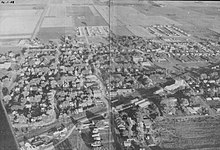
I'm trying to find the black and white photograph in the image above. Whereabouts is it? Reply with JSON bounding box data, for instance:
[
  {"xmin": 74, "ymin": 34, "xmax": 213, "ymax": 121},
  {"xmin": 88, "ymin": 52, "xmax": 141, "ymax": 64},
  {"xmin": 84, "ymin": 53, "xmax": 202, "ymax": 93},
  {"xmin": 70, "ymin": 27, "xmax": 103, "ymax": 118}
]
[{"xmin": 0, "ymin": 0, "xmax": 220, "ymax": 150}]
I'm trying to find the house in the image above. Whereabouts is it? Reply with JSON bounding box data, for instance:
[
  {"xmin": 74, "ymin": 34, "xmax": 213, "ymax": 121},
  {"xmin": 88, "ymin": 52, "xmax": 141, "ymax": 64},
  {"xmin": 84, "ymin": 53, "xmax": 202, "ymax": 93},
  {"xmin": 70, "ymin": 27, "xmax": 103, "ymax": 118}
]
[
  {"xmin": 213, "ymin": 97, "xmax": 220, "ymax": 101},
  {"xmin": 206, "ymin": 97, "xmax": 212, "ymax": 101},
  {"xmin": 117, "ymin": 89, "xmax": 132, "ymax": 95},
  {"xmin": 21, "ymin": 142, "xmax": 39, "ymax": 150},
  {"xmin": 193, "ymin": 106, "xmax": 201, "ymax": 112},
  {"xmin": 182, "ymin": 98, "xmax": 189, "ymax": 106},
  {"xmin": 141, "ymin": 61, "xmax": 152, "ymax": 67},
  {"xmin": 94, "ymin": 136, "xmax": 101, "ymax": 141},
  {"xmin": 124, "ymin": 140, "xmax": 131, "ymax": 147},
  {"xmin": 110, "ymin": 91, "xmax": 117, "ymax": 98},
  {"xmin": 91, "ymin": 141, "xmax": 101, "ymax": 147},
  {"xmin": 92, "ymin": 128, "xmax": 99, "ymax": 134},
  {"xmin": 216, "ymin": 108, "xmax": 220, "ymax": 113},
  {"xmin": 187, "ymin": 107, "xmax": 197, "ymax": 114},
  {"xmin": 134, "ymin": 99, "xmax": 146, "ymax": 105},
  {"xmin": 92, "ymin": 133, "xmax": 100, "ymax": 138},
  {"xmin": 93, "ymin": 90, "xmax": 102, "ymax": 98},
  {"xmin": 143, "ymin": 119, "xmax": 152, "ymax": 129},
  {"xmin": 133, "ymin": 56, "xmax": 143, "ymax": 63},
  {"xmin": 161, "ymin": 97, "xmax": 177, "ymax": 107},
  {"xmin": 0, "ymin": 62, "xmax": 11, "ymax": 69},
  {"xmin": 157, "ymin": 58, "xmax": 167, "ymax": 62},
  {"xmin": 139, "ymin": 101, "xmax": 151, "ymax": 108}
]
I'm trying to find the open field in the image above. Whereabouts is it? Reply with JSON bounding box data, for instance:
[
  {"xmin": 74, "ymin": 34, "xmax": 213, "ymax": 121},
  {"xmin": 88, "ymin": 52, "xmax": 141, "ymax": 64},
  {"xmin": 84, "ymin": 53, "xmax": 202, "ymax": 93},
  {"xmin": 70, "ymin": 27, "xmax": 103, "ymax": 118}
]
[
  {"xmin": 88, "ymin": 5, "xmax": 100, "ymax": 16},
  {"xmin": 158, "ymin": 117, "xmax": 220, "ymax": 149},
  {"xmin": 0, "ymin": 8, "xmax": 43, "ymax": 40},
  {"xmin": 95, "ymin": 5, "xmax": 182, "ymax": 37},
  {"xmin": 180, "ymin": 6, "xmax": 220, "ymax": 16},
  {"xmin": 0, "ymin": 46, "xmax": 22, "ymax": 53},
  {"xmin": 94, "ymin": 5, "xmax": 110, "ymax": 24},
  {"xmin": 0, "ymin": 35, "xmax": 31, "ymax": 40},
  {"xmin": 179, "ymin": 6, "xmax": 220, "ymax": 34},
  {"xmin": 36, "ymin": 3, "xmax": 108, "ymax": 42},
  {"xmin": 111, "ymin": 26, "xmax": 133, "ymax": 36},
  {"xmin": 156, "ymin": 1, "xmax": 220, "ymax": 8},
  {"xmin": 37, "ymin": 27, "xmax": 66, "ymax": 41},
  {"xmin": 42, "ymin": 17, "xmax": 73, "ymax": 28},
  {"xmin": 132, "ymin": 4, "xmax": 220, "ymax": 40},
  {"xmin": 7, "ymin": 0, "xmax": 49, "ymax": 4},
  {"xmin": 64, "ymin": 0, "xmax": 93, "ymax": 5},
  {"xmin": 66, "ymin": 6, "xmax": 108, "ymax": 27},
  {"xmin": 74, "ymin": 16, "xmax": 107, "ymax": 27},
  {"xmin": 126, "ymin": 25, "xmax": 155, "ymax": 38},
  {"xmin": 66, "ymin": 6, "xmax": 93, "ymax": 17},
  {"xmin": 111, "ymin": 0, "xmax": 147, "ymax": 5},
  {"xmin": 210, "ymin": 26, "xmax": 220, "ymax": 34},
  {"xmin": 46, "ymin": 5, "xmax": 66, "ymax": 17},
  {"xmin": 111, "ymin": 6, "xmax": 181, "ymax": 26},
  {"xmin": 0, "ymin": 1, "xmax": 219, "ymax": 41},
  {"xmin": 0, "ymin": 15, "xmax": 40, "ymax": 36},
  {"xmin": 37, "ymin": 27, "xmax": 76, "ymax": 42},
  {"xmin": 109, "ymin": 6, "xmax": 127, "ymax": 26}
]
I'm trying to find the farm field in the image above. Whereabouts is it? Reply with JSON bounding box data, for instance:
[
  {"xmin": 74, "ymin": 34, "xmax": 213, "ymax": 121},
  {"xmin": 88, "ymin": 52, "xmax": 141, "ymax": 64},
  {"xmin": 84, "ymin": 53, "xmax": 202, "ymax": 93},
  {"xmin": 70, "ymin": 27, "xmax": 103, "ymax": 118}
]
[
  {"xmin": 156, "ymin": 1, "xmax": 220, "ymax": 8},
  {"xmin": 111, "ymin": 6, "xmax": 181, "ymax": 26},
  {"xmin": 46, "ymin": 5, "xmax": 66, "ymax": 17},
  {"xmin": 66, "ymin": 6, "xmax": 93, "ymax": 17},
  {"xmin": 126, "ymin": 25, "xmax": 155, "ymax": 38},
  {"xmin": 94, "ymin": 5, "xmax": 110, "ymax": 24},
  {"xmin": 37, "ymin": 3, "xmax": 108, "ymax": 42},
  {"xmin": 1, "ymin": 0, "xmax": 220, "ymax": 42},
  {"xmin": 134, "ymin": 1, "xmax": 220, "ymax": 39},
  {"xmin": 41, "ymin": 17, "xmax": 73, "ymax": 28},
  {"xmin": 110, "ymin": 26, "xmax": 133, "ymax": 36},
  {"xmin": 0, "ymin": 9, "xmax": 43, "ymax": 37},
  {"xmin": 64, "ymin": 0, "xmax": 93, "ymax": 5},
  {"xmin": 158, "ymin": 117, "xmax": 220, "ymax": 150},
  {"xmin": 0, "ymin": 0, "xmax": 109, "ymax": 44},
  {"xmin": 111, "ymin": 0, "xmax": 146, "ymax": 5},
  {"xmin": 37, "ymin": 27, "xmax": 75, "ymax": 42}
]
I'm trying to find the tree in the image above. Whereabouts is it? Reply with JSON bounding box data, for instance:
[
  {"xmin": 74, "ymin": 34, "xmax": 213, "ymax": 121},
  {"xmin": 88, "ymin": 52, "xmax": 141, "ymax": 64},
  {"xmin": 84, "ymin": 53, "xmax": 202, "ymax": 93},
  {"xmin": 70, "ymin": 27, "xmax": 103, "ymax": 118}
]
[
  {"xmin": 21, "ymin": 48, "xmax": 27, "ymax": 55},
  {"xmin": 2, "ymin": 87, "xmax": 9, "ymax": 96}
]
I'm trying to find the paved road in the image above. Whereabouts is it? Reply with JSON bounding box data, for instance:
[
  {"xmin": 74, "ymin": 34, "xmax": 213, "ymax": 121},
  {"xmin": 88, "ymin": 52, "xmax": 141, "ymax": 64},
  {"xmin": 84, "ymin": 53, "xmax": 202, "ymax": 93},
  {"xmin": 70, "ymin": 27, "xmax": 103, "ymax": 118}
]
[{"xmin": 31, "ymin": 0, "xmax": 50, "ymax": 40}]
